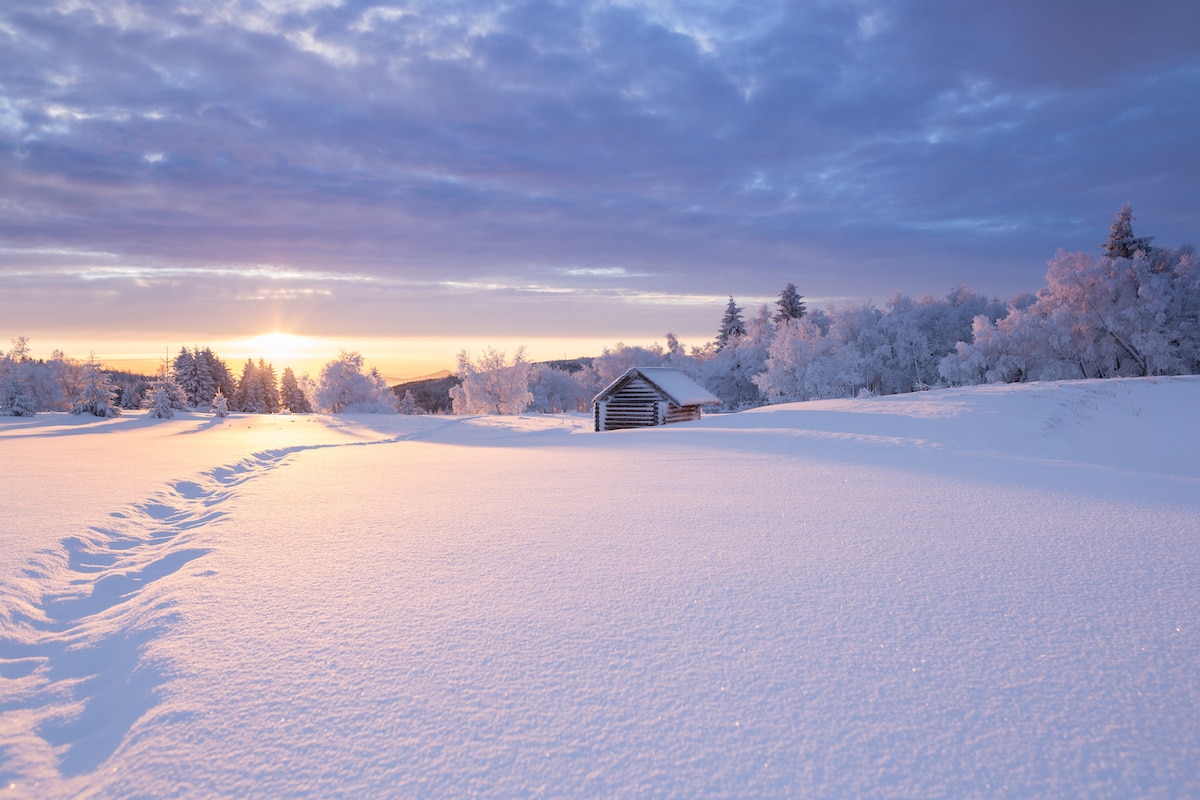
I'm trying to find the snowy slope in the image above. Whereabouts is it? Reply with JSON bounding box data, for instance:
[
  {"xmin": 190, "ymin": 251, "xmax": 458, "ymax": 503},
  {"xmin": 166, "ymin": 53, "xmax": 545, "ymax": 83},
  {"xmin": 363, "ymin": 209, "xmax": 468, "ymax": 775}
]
[{"xmin": 2, "ymin": 378, "xmax": 1198, "ymax": 798}]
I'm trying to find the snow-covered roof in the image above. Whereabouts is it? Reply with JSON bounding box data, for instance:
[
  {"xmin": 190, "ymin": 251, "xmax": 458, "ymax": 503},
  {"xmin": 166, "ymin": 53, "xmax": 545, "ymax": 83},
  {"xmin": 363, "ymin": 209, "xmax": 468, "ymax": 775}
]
[{"xmin": 593, "ymin": 367, "xmax": 720, "ymax": 407}]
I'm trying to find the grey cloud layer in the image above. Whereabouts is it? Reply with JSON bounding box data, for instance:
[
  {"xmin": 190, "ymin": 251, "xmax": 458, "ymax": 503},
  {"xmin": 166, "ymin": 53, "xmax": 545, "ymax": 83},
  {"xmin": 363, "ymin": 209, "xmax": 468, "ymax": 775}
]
[{"xmin": 2, "ymin": 0, "xmax": 1197, "ymax": 319}]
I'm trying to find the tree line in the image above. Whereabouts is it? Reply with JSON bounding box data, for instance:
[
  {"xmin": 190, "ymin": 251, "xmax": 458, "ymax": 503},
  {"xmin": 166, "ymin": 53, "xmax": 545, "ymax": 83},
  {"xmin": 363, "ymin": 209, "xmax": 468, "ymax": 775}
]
[
  {"xmin": 449, "ymin": 205, "xmax": 1199, "ymax": 413},
  {"xmin": 5, "ymin": 206, "xmax": 1195, "ymax": 418},
  {"xmin": 0, "ymin": 344, "xmax": 403, "ymax": 418}
]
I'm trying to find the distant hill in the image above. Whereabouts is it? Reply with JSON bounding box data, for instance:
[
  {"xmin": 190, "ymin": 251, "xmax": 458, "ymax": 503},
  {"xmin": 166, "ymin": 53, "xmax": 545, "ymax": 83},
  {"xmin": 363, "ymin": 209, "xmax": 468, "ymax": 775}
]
[
  {"xmin": 391, "ymin": 357, "xmax": 594, "ymax": 413},
  {"xmin": 390, "ymin": 373, "xmax": 461, "ymax": 414},
  {"xmin": 400, "ymin": 369, "xmax": 454, "ymax": 382}
]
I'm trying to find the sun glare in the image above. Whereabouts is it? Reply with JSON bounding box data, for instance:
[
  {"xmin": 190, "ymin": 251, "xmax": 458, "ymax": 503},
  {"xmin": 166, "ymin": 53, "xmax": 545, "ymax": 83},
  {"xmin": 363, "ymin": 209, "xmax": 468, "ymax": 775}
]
[{"xmin": 239, "ymin": 332, "xmax": 315, "ymax": 366}]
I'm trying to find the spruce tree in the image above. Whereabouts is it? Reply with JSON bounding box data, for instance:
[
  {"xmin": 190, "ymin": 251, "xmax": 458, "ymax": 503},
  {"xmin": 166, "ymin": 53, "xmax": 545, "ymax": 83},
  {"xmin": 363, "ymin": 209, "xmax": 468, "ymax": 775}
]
[
  {"xmin": 70, "ymin": 353, "xmax": 121, "ymax": 417},
  {"xmin": 173, "ymin": 347, "xmax": 198, "ymax": 407},
  {"xmin": 118, "ymin": 378, "xmax": 146, "ymax": 410},
  {"xmin": 279, "ymin": 367, "xmax": 313, "ymax": 413},
  {"xmin": 258, "ymin": 359, "xmax": 281, "ymax": 413},
  {"xmin": 212, "ymin": 388, "xmax": 229, "ymax": 417},
  {"xmin": 233, "ymin": 359, "xmax": 258, "ymax": 412},
  {"xmin": 193, "ymin": 348, "xmax": 216, "ymax": 407},
  {"xmin": 1102, "ymin": 203, "xmax": 1153, "ymax": 259},
  {"xmin": 716, "ymin": 296, "xmax": 746, "ymax": 351},
  {"xmin": 0, "ymin": 371, "xmax": 36, "ymax": 417},
  {"xmin": 203, "ymin": 348, "xmax": 237, "ymax": 401},
  {"xmin": 0, "ymin": 338, "xmax": 36, "ymax": 417},
  {"xmin": 398, "ymin": 389, "xmax": 419, "ymax": 415},
  {"xmin": 146, "ymin": 359, "xmax": 187, "ymax": 419},
  {"xmin": 775, "ymin": 282, "xmax": 807, "ymax": 324}
]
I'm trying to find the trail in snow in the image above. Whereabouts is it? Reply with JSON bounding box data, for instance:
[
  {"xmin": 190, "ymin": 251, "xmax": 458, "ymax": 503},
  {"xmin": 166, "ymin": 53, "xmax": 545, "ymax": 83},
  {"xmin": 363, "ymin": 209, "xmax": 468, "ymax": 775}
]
[{"xmin": 0, "ymin": 429, "xmax": 438, "ymax": 789}]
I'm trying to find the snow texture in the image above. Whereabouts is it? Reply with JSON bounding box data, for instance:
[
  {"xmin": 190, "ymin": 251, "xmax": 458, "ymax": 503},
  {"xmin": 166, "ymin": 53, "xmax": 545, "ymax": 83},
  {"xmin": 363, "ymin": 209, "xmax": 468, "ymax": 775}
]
[{"xmin": 1, "ymin": 378, "xmax": 1198, "ymax": 798}]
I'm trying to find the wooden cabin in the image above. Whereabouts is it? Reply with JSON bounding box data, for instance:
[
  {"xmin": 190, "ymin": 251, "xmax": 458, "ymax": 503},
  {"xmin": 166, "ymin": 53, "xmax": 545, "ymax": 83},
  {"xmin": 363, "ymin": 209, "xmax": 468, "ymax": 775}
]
[{"xmin": 592, "ymin": 367, "xmax": 720, "ymax": 431}]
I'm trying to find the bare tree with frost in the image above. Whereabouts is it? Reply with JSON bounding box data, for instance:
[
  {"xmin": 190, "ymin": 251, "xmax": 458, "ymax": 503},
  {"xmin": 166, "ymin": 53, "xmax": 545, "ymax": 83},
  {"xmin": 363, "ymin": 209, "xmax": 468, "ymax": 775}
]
[{"xmin": 449, "ymin": 347, "xmax": 533, "ymax": 415}]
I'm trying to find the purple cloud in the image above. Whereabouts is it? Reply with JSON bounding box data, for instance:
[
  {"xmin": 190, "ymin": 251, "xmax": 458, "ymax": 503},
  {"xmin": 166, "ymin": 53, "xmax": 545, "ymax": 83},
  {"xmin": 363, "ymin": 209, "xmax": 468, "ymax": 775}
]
[{"xmin": 1, "ymin": 0, "xmax": 1197, "ymax": 351}]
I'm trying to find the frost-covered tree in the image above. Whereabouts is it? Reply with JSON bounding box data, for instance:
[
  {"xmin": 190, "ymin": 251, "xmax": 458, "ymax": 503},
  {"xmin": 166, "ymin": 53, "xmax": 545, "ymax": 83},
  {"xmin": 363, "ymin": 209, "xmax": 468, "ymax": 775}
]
[
  {"xmin": 1101, "ymin": 203, "xmax": 1153, "ymax": 260},
  {"xmin": 665, "ymin": 332, "xmax": 687, "ymax": 361},
  {"xmin": 279, "ymin": 367, "xmax": 312, "ymax": 413},
  {"xmin": 697, "ymin": 304, "xmax": 774, "ymax": 408},
  {"xmin": 257, "ymin": 359, "xmax": 281, "ymax": 414},
  {"xmin": 775, "ymin": 283, "xmax": 807, "ymax": 324},
  {"xmin": 397, "ymin": 389, "xmax": 420, "ymax": 415},
  {"xmin": 315, "ymin": 351, "xmax": 397, "ymax": 413},
  {"xmin": 0, "ymin": 366, "xmax": 36, "ymax": 417},
  {"xmin": 1166, "ymin": 246, "xmax": 1200, "ymax": 373},
  {"xmin": 203, "ymin": 348, "xmax": 237, "ymax": 402},
  {"xmin": 233, "ymin": 359, "xmax": 277, "ymax": 413},
  {"xmin": 232, "ymin": 359, "xmax": 254, "ymax": 412},
  {"xmin": 36, "ymin": 352, "xmax": 81, "ymax": 411},
  {"xmin": 449, "ymin": 347, "xmax": 534, "ymax": 415},
  {"xmin": 116, "ymin": 376, "xmax": 147, "ymax": 410},
  {"xmin": 212, "ymin": 388, "xmax": 230, "ymax": 417},
  {"xmin": 578, "ymin": 342, "xmax": 671, "ymax": 400},
  {"xmin": 527, "ymin": 364, "xmax": 589, "ymax": 413},
  {"xmin": 0, "ymin": 337, "xmax": 36, "ymax": 417},
  {"xmin": 814, "ymin": 287, "xmax": 1005, "ymax": 395},
  {"xmin": 298, "ymin": 373, "xmax": 319, "ymax": 411},
  {"xmin": 70, "ymin": 353, "xmax": 121, "ymax": 417},
  {"xmin": 174, "ymin": 346, "xmax": 217, "ymax": 409},
  {"xmin": 146, "ymin": 359, "xmax": 187, "ymax": 419},
  {"xmin": 172, "ymin": 346, "xmax": 232, "ymax": 409},
  {"xmin": 3, "ymin": 335, "xmax": 31, "ymax": 363},
  {"xmin": 716, "ymin": 296, "xmax": 746, "ymax": 351},
  {"xmin": 754, "ymin": 317, "xmax": 868, "ymax": 402},
  {"xmin": 941, "ymin": 241, "xmax": 1200, "ymax": 384}
]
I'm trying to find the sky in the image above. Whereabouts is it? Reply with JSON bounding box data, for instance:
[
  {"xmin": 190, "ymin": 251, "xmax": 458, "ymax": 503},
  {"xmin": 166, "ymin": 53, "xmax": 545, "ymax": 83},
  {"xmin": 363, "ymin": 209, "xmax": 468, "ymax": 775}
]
[{"xmin": 2, "ymin": 0, "xmax": 1198, "ymax": 379}]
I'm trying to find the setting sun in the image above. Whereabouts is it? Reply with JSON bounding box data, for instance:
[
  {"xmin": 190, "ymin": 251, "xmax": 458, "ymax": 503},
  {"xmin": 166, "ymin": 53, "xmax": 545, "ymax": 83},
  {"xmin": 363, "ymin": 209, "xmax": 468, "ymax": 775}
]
[{"xmin": 243, "ymin": 332, "xmax": 308, "ymax": 361}]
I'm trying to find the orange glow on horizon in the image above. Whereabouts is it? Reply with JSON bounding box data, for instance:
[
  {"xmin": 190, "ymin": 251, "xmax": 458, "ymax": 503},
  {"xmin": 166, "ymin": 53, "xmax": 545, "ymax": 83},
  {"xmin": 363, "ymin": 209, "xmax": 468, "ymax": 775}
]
[{"xmin": 27, "ymin": 333, "xmax": 704, "ymax": 386}]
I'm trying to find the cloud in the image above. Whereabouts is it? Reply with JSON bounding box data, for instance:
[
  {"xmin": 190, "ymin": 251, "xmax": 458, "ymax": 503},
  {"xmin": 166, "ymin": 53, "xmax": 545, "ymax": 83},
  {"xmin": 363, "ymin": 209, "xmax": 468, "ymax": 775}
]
[{"xmin": 1, "ymin": 0, "xmax": 1197, "ymax": 356}]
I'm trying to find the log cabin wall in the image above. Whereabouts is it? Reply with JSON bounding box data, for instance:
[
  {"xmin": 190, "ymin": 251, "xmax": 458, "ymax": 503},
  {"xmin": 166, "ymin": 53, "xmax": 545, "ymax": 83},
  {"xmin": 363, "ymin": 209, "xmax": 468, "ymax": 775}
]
[
  {"xmin": 596, "ymin": 376, "xmax": 664, "ymax": 431},
  {"xmin": 665, "ymin": 404, "xmax": 702, "ymax": 424}
]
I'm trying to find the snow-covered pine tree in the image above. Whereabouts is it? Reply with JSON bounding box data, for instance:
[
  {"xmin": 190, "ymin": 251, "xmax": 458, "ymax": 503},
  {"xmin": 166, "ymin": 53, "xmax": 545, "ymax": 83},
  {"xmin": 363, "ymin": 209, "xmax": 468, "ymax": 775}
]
[
  {"xmin": 716, "ymin": 296, "xmax": 746, "ymax": 351},
  {"xmin": 173, "ymin": 347, "xmax": 199, "ymax": 408},
  {"xmin": 202, "ymin": 348, "xmax": 237, "ymax": 402},
  {"xmin": 212, "ymin": 388, "xmax": 229, "ymax": 417},
  {"xmin": 775, "ymin": 282, "xmax": 807, "ymax": 324},
  {"xmin": 699, "ymin": 304, "xmax": 774, "ymax": 408},
  {"xmin": 233, "ymin": 359, "xmax": 261, "ymax": 412},
  {"xmin": 192, "ymin": 348, "xmax": 216, "ymax": 407},
  {"xmin": 146, "ymin": 358, "xmax": 187, "ymax": 419},
  {"xmin": 117, "ymin": 378, "xmax": 146, "ymax": 410},
  {"xmin": 0, "ymin": 370, "xmax": 36, "ymax": 417},
  {"xmin": 70, "ymin": 353, "xmax": 121, "ymax": 417},
  {"xmin": 397, "ymin": 389, "xmax": 419, "ymax": 415},
  {"xmin": 257, "ymin": 359, "xmax": 281, "ymax": 413},
  {"xmin": 0, "ymin": 339, "xmax": 34, "ymax": 416},
  {"xmin": 1102, "ymin": 203, "xmax": 1154, "ymax": 259},
  {"xmin": 279, "ymin": 367, "xmax": 312, "ymax": 413}
]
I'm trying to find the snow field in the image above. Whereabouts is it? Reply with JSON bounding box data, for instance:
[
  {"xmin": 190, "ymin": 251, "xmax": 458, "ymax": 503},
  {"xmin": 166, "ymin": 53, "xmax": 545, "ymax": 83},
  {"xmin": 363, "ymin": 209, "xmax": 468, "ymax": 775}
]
[{"xmin": 2, "ymin": 377, "xmax": 1198, "ymax": 797}]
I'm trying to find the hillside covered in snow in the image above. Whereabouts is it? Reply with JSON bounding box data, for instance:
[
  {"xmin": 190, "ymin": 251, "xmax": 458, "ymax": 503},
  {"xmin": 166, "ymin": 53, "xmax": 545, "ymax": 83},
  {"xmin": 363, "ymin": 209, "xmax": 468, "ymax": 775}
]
[{"xmin": 2, "ymin": 377, "xmax": 1198, "ymax": 798}]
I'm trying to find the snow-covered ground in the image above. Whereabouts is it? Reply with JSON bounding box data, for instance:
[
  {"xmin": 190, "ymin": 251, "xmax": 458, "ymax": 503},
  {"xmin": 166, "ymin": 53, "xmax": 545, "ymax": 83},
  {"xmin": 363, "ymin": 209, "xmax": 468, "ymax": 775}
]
[{"xmin": 2, "ymin": 377, "xmax": 1198, "ymax": 798}]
